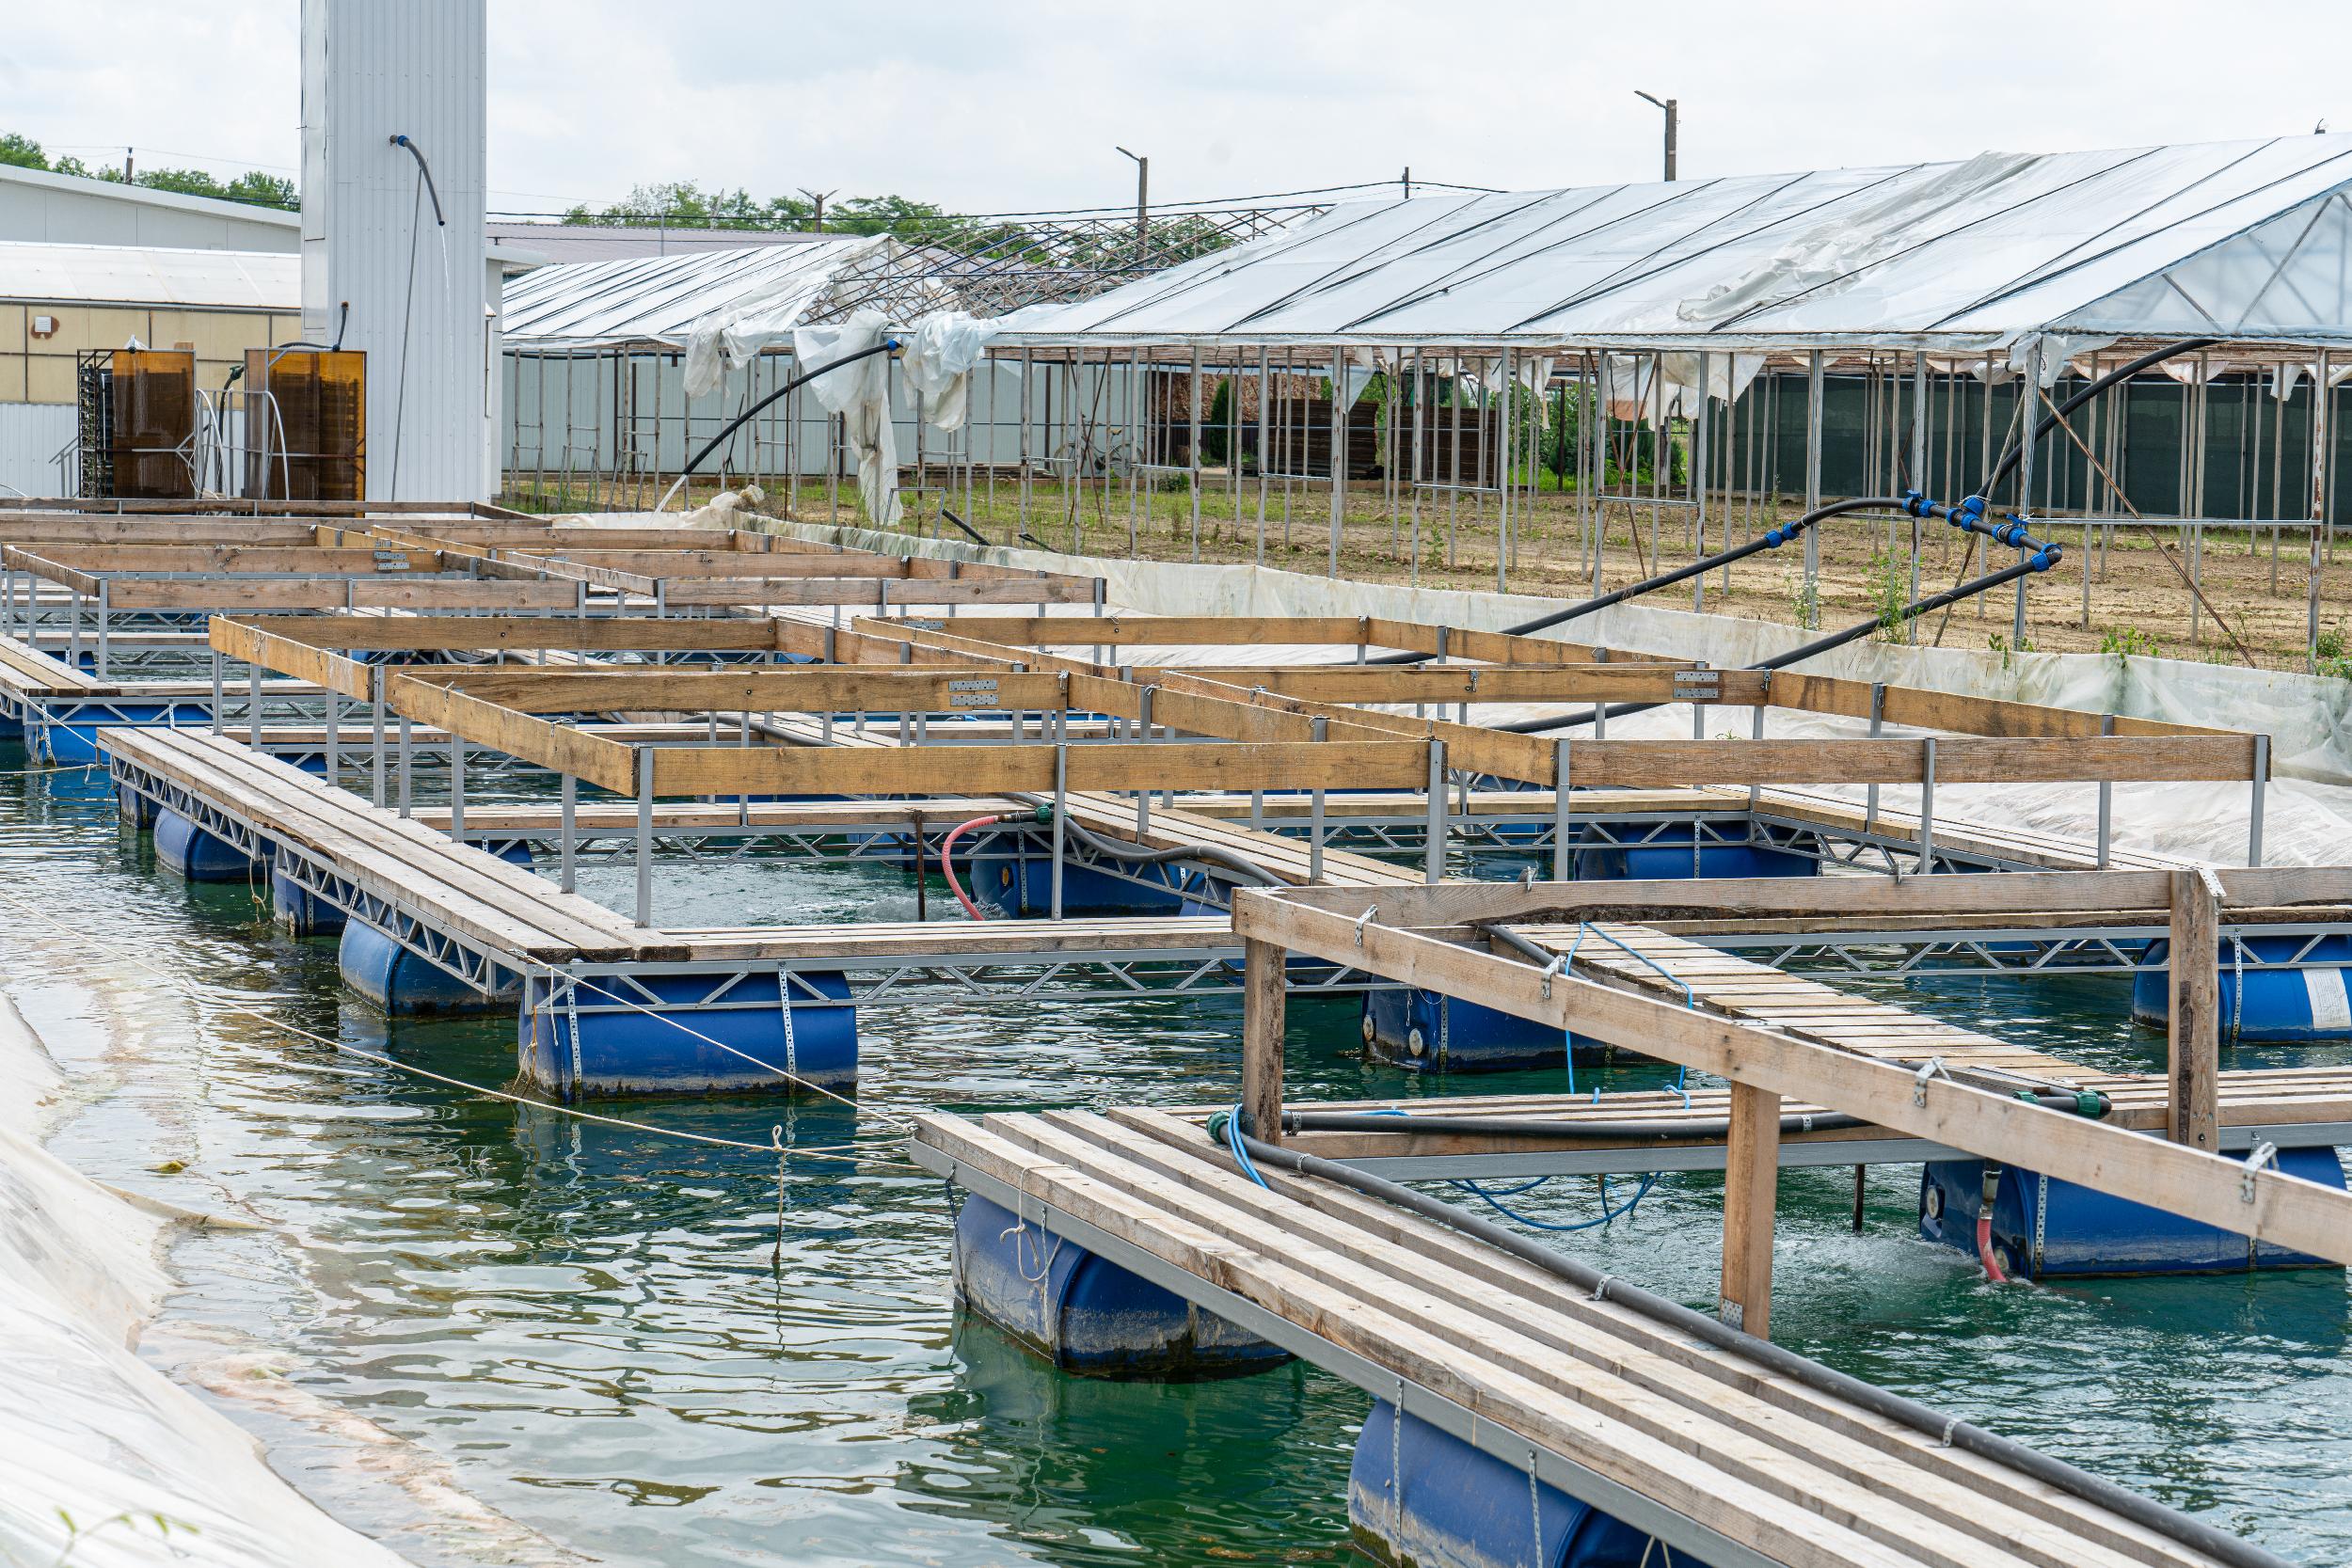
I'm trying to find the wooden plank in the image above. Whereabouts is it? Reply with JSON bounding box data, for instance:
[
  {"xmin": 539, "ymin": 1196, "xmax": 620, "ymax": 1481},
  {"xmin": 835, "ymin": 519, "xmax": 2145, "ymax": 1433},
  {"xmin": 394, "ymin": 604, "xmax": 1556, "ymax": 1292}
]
[
  {"xmin": 208, "ymin": 618, "xmax": 374, "ymax": 701},
  {"xmin": 1133, "ymin": 663, "xmax": 1770, "ymax": 705},
  {"xmin": 385, "ymin": 674, "xmax": 639, "ymax": 795},
  {"xmin": 647, "ymin": 738, "xmax": 1432, "ymax": 799},
  {"xmin": 102, "ymin": 578, "xmax": 580, "ymax": 610},
  {"xmin": 415, "ymin": 667, "xmax": 1074, "ymax": 715},
  {"xmin": 921, "ymin": 1114, "xmax": 1967, "ymax": 1568},
  {"xmin": 19, "ymin": 546, "xmax": 427, "ymax": 574},
  {"xmin": 1232, "ymin": 892, "xmax": 2352, "ymax": 1265},
  {"xmin": 659, "ymin": 577, "xmax": 1099, "ymax": 608},
  {"xmin": 929, "ymin": 614, "xmax": 1371, "ymax": 648},
  {"xmin": 230, "ymin": 613, "xmax": 782, "ymax": 654},
  {"xmin": 1096, "ymin": 1104, "xmax": 2227, "ymax": 1568},
  {"xmin": 1720, "ymin": 1083, "xmax": 1781, "ymax": 1339},
  {"xmin": 2169, "ymin": 869, "xmax": 2221, "ymax": 1151},
  {"xmin": 1565, "ymin": 736, "xmax": 2255, "ymax": 787}
]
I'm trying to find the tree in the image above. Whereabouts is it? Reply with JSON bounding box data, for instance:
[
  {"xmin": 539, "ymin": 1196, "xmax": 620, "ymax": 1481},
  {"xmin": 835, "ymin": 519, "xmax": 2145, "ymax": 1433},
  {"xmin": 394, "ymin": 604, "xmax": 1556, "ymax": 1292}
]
[{"xmin": 0, "ymin": 132, "xmax": 45, "ymax": 170}]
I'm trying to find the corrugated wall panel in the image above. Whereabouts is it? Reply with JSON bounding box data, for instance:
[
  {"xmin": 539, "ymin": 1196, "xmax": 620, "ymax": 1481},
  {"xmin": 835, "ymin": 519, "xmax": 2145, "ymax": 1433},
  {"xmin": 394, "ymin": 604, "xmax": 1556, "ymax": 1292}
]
[
  {"xmin": 0, "ymin": 403, "xmax": 79, "ymax": 498},
  {"xmin": 301, "ymin": 0, "xmax": 487, "ymax": 501}
]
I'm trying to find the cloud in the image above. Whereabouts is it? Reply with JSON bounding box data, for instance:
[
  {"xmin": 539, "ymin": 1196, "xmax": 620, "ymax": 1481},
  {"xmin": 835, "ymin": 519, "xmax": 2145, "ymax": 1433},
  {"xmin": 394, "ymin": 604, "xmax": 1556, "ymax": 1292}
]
[{"xmin": 2, "ymin": 1, "xmax": 2347, "ymax": 218}]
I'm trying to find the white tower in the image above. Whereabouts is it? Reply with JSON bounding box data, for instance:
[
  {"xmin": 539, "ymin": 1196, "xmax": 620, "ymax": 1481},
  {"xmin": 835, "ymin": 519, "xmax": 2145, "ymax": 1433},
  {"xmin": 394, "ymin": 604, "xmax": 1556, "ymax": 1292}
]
[{"xmin": 299, "ymin": 0, "xmax": 489, "ymax": 500}]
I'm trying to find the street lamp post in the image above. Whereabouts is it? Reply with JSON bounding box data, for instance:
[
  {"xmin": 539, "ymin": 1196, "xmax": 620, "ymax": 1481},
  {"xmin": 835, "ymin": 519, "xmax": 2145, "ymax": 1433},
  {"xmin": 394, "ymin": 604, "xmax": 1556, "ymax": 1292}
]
[
  {"xmin": 1116, "ymin": 146, "xmax": 1149, "ymax": 259},
  {"xmin": 1634, "ymin": 91, "xmax": 1678, "ymax": 182}
]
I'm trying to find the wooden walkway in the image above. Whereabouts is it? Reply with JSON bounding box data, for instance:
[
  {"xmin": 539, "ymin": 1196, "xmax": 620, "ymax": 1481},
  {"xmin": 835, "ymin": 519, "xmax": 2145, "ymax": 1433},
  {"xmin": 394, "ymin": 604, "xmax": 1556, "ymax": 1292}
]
[
  {"xmin": 103, "ymin": 727, "xmax": 646, "ymax": 963},
  {"xmin": 1528, "ymin": 921, "xmax": 2084, "ymax": 1082},
  {"xmin": 914, "ymin": 1104, "xmax": 2241, "ymax": 1568}
]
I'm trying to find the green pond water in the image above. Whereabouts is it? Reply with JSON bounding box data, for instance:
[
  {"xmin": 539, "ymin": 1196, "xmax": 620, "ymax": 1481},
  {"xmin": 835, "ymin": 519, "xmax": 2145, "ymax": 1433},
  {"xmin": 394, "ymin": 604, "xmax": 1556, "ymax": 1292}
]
[{"xmin": 5, "ymin": 752, "xmax": 2350, "ymax": 1566}]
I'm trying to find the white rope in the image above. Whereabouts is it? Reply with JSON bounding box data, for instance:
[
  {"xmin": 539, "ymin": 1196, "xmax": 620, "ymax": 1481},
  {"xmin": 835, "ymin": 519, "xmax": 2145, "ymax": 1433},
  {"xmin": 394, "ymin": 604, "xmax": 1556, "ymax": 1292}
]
[{"xmin": 0, "ymin": 888, "xmax": 918, "ymax": 1167}]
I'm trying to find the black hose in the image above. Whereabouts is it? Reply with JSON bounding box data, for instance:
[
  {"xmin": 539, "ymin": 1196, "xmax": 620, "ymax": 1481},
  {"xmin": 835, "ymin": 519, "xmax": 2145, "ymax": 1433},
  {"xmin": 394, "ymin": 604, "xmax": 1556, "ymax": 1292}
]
[
  {"xmin": 1220, "ymin": 1129, "xmax": 2292, "ymax": 1568},
  {"xmin": 1493, "ymin": 552, "xmax": 2052, "ymax": 736},
  {"xmin": 1980, "ymin": 337, "xmax": 2217, "ymax": 503},
  {"xmin": 1366, "ymin": 497, "xmax": 1912, "ymax": 666},
  {"xmin": 938, "ymin": 506, "xmax": 992, "ymax": 546},
  {"xmin": 666, "ymin": 339, "xmax": 903, "ymax": 505}
]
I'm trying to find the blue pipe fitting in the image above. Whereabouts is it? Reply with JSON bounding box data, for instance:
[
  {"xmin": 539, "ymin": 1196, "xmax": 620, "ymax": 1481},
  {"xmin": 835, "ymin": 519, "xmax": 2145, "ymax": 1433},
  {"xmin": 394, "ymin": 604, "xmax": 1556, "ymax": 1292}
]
[
  {"xmin": 1900, "ymin": 489, "xmax": 1937, "ymax": 517},
  {"xmin": 2030, "ymin": 546, "xmax": 2058, "ymax": 572}
]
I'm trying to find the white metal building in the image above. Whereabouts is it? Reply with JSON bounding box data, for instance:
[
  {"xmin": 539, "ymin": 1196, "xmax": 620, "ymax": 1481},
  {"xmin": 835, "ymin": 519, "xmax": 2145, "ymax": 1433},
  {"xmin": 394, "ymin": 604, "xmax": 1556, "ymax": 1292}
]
[{"xmin": 0, "ymin": 162, "xmax": 300, "ymax": 253}]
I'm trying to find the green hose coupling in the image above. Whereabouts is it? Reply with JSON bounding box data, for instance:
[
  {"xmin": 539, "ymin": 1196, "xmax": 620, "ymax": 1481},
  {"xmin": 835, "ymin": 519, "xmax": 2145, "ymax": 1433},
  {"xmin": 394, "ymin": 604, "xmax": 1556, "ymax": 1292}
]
[
  {"xmin": 1031, "ymin": 803, "xmax": 1056, "ymax": 825},
  {"xmin": 2074, "ymin": 1091, "xmax": 2108, "ymax": 1118},
  {"xmin": 1204, "ymin": 1111, "xmax": 1231, "ymax": 1144}
]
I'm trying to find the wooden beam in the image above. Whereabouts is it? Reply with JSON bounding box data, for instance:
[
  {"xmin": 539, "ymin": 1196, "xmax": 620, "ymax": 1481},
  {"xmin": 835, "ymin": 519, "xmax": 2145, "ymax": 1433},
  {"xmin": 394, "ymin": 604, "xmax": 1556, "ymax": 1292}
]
[
  {"xmin": 225, "ymin": 614, "xmax": 785, "ymax": 654},
  {"xmin": 649, "ymin": 738, "xmax": 1433, "ymax": 800},
  {"xmin": 384, "ymin": 674, "xmax": 639, "ymax": 794},
  {"xmin": 103, "ymin": 578, "xmax": 581, "ymax": 611},
  {"xmin": 1719, "ymin": 1082, "xmax": 1780, "ymax": 1338},
  {"xmin": 1565, "ymin": 736, "xmax": 2256, "ymax": 787},
  {"xmin": 660, "ymin": 578, "xmax": 1099, "ymax": 608},
  {"xmin": 1230, "ymin": 890, "xmax": 2352, "ymax": 1265},
  {"xmin": 417, "ymin": 667, "xmax": 1075, "ymax": 715},
  {"xmin": 2169, "ymin": 868, "xmax": 2222, "ymax": 1151},
  {"xmin": 1242, "ymin": 937, "xmax": 1286, "ymax": 1146},
  {"xmin": 1139, "ymin": 664, "xmax": 1772, "ymax": 705}
]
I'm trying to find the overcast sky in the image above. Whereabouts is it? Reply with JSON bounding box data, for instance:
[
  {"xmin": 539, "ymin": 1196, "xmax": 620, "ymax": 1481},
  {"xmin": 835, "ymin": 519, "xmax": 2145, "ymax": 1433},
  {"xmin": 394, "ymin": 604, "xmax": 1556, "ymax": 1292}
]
[{"xmin": 6, "ymin": 2, "xmax": 2352, "ymax": 218}]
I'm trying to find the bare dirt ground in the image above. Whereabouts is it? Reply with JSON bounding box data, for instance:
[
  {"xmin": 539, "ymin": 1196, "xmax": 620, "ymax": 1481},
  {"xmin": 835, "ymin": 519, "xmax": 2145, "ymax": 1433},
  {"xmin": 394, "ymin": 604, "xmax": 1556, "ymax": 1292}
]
[{"xmin": 503, "ymin": 472, "xmax": 2352, "ymax": 672}]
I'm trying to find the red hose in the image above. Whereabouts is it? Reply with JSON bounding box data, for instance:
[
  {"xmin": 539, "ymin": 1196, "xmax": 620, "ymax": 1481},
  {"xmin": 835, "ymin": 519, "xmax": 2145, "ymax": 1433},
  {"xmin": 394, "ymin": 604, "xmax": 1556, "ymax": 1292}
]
[
  {"xmin": 1976, "ymin": 1211, "xmax": 2010, "ymax": 1284},
  {"xmin": 940, "ymin": 815, "xmax": 1007, "ymax": 921},
  {"xmin": 1975, "ymin": 1164, "xmax": 2010, "ymax": 1282}
]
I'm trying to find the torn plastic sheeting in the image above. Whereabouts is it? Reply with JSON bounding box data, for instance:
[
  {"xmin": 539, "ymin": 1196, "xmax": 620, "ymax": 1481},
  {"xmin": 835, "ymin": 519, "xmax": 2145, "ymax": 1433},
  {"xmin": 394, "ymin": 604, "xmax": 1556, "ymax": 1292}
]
[
  {"xmin": 898, "ymin": 311, "xmax": 997, "ymax": 433},
  {"xmin": 2006, "ymin": 332, "xmax": 2119, "ymax": 388},
  {"xmin": 1674, "ymin": 150, "xmax": 2042, "ymax": 329},
  {"xmin": 791, "ymin": 309, "xmax": 902, "ymax": 528}
]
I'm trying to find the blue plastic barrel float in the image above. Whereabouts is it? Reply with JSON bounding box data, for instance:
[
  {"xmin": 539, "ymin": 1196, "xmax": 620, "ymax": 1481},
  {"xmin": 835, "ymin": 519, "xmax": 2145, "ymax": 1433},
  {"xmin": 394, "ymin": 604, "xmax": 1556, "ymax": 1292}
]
[
  {"xmin": 269, "ymin": 858, "xmax": 346, "ymax": 937},
  {"xmin": 40, "ymin": 703, "xmax": 214, "ymax": 767},
  {"xmin": 153, "ymin": 808, "xmax": 262, "ymax": 883},
  {"xmin": 950, "ymin": 1190, "xmax": 1288, "ymax": 1378},
  {"xmin": 1919, "ymin": 1148, "xmax": 2349, "ymax": 1277},
  {"xmin": 117, "ymin": 781, "xmax": 161, "ymax": 829},
  {"xmin": 2131, "ymin": 935, "xmax": 2352, "ymax": 1043},
  {"xmin": 1349, "ymin": 1401, "xmax": 1694, "ymax": 1568},
  {"xmin": 1573, "ymin": 820, "xmax": 1816, "ymax": 881},
  {"xmin": 338, "ymin": 920, "xmax": 516, "ymax": 1015},
  {"xmin": 516, "ymin": 969, "xmax": 858, "ymax": 1096}
]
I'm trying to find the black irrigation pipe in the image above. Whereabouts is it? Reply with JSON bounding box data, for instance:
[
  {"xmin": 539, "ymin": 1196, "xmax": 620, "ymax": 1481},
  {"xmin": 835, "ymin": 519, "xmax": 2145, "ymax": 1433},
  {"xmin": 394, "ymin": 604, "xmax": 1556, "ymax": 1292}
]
[
  {"xmin": 1492, "ymin": 552, "xmax": 2053, "ymax": 736},
  {"xmin": 660, "ymin": 338, "xmax": 902, "ymax": 509},
  {"xmin": 1213, "ymin": 1127, "xmax": 2293, "ymax": 1568}
]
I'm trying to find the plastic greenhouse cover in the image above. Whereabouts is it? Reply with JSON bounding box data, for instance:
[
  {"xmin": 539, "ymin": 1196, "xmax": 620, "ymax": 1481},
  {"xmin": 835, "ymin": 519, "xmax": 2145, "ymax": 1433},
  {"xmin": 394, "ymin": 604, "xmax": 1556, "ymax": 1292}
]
[{"xmin": 992, "ymin": 135, "xmax": 2352, "ymax": 352}]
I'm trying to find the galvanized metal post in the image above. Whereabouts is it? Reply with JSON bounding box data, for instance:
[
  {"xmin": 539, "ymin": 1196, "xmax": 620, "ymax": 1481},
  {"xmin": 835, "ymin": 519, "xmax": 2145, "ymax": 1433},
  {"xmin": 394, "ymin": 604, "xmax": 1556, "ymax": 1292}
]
[
  {"xmin": 633, "ymin": 749, "xmax": 654, "ymax": 927},
  {"xmin": 1309, "ymin": 715, "xmax": 1327, "ymax": 883},
  {"xmin": 1552, "ymin": 736, "xmax": 1572, "ymax": 882},
  {"xmin": 2249, "ymin": 732, "xmax": 2269, "ymax": 866},
  {"xmin": 1916, "ymin": 736, "xmax": 1937, "ymax": 873},
  {"xmin": 370, "ymin": 665, "xmax": 386, "ymax": 809},
  {"xmin": 2097, "ymin": 712, "xmax": 2114, "ymax": 869},
  {"xmin": 2013, "ymin": 338, "xmax": 2040, "ymax": 648},
  {"xmin": 1424, "ymin": 737, "xmax": 1447, "ymax": 884},
  {"xmin": 323, "ymin": 691, "xmax": 340, "ymax": 790},
  {"xmin": 1050, "ymin": 724, "xmax": 1068, "ymax": 922},
  {"xmin": 246, "ymin": 661, "xmax": 262, "ymax": 752},
  {"xmin": 210, "ymin": 649, "xmax": 224, "ymax": 737},
  {"xmin": 560, "ymin": 770, "xmax": 578, "ymax": 894},
  {"xmin": 1864, "ymin": 682, "xmax": 1884, "ymax": 827},
  {"xmin": 94, "ymin": 580, "xmax": 109, "ymax": 680},
  {"xmin": 2311, "ymin": 349, "xmax": 2332, "ymax": 672},
  {"xmin": 1328, "ymin": 345, "xmax": 1345, "ymax": 578},
  {"xmin": 397, "ymin": 714, "xmax": 412, "ymax": 816},
  {"xmin": 449, "ymin": 735, "xmax": 466, "ymax": 840},
  {"xmin": 1803, "ymin": 350, "xmax": 1823, "ymax": 625},
  {"xmin": 1136, "ymin": 685, "xmax": 1154, "ymax": 837}
]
